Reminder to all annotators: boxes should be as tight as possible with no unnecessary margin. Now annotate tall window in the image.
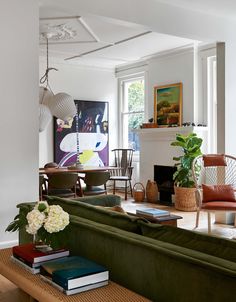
[199,47,217,153]
[207,56,217,153]
[120,76,145,151]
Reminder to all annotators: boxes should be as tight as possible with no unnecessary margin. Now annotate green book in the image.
[40,256,109,290]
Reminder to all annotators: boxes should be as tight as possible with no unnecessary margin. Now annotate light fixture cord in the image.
[39,37,58,92]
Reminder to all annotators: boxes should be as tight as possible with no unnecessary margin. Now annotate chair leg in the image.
[129,180,133,197]
[104,184,107,195]
[207,212,211,233]
[76,179,83,197]
[113,180,116,195]
[125,181,127,200]
[195,209,200,228]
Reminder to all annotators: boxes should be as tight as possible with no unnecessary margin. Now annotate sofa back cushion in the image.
[47,196,143,233]
[73,194,121,206]
[139,221,236,262]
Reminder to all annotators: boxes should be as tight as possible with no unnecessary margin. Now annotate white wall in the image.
[147,49,194,123]
[39,60,118,167]
[0,0,38,247]
[64,0,236,154]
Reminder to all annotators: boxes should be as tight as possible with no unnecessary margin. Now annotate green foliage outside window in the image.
[128,81,144,129]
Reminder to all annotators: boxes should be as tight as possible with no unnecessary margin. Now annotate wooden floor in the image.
[1,191,236,301]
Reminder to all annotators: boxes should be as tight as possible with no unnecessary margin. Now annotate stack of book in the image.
[136,208,170,219]
[40,256,109,295]
[11,243,70,274]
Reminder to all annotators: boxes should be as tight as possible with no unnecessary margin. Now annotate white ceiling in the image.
[155,0,236,19]
[39,3,197,68]
[39,0,236,68]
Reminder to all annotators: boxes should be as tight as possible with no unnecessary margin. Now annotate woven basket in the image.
[174,186,197,211]
[133,182,145,203]
[146,180,158,203]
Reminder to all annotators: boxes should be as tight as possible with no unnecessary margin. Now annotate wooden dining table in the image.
[39,166,118,175]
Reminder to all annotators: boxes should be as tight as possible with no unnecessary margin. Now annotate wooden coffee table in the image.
[127,209,182,227]
[0,248,150,302]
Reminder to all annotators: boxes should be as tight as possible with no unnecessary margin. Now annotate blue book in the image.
[136,208,170,217]
[40,256,109,290]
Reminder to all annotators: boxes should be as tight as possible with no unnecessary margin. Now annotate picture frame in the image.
[54,100,109,167]
[154,82,182,127]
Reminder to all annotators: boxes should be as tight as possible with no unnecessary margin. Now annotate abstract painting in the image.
[54,100,109,167]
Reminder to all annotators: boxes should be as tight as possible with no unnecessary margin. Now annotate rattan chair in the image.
[47,172,78,198]
[77,171,110,196]
[109,149,134,200]
[192,154,236,233]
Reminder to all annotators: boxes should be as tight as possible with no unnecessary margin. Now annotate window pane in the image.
[128,112,144,151]
[124,79,144,113]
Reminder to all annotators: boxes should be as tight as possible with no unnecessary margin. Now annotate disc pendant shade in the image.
[39,36,76,131]
[47,92,77,121]
[39,104,52,132]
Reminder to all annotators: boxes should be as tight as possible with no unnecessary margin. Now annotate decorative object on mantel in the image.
[154,82,182,127]
[171,133,203,211]
[39,34,76,132]
[6,201,70,249]
[146,180,158,203]
[133,182,145,203]
[141,117,157,128]
[141,123,158,128]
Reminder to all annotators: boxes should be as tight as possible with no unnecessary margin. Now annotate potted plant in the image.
[170,133,203,211]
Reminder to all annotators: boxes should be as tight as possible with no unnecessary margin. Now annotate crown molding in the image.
[143,44,194,62]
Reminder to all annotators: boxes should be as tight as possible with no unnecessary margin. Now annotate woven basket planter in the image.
[174,186,197,211]
[133,182,145,203]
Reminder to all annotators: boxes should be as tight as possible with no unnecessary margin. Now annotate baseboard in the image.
[0,240,18,249]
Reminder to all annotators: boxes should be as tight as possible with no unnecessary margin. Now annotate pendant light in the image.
[39,36,77,127]
[38,86,53,132]
[39,104,52,132]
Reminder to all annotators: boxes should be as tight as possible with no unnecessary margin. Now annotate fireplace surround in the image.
[135,126,208,185]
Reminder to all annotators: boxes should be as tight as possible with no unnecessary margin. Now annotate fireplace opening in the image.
[154,165,177,205]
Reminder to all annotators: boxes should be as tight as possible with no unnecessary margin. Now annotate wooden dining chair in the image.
[77,171,110,196]
[47,172,78,198]
[109,149,134,200]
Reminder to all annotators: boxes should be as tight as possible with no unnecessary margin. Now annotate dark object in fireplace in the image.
[154,165,177,205]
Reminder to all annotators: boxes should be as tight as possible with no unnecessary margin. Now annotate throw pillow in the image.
[202,184,236,202]
[105,205,127,214]
[203,154,226,167]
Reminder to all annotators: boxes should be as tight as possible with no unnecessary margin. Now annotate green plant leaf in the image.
[170,132,202,187]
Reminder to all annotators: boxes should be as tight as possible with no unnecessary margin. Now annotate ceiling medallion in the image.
[40,23,77,41]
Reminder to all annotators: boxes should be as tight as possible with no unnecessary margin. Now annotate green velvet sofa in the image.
[17,195,236,302]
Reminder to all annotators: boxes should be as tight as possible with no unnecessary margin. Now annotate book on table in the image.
[40,274,108,295]
[40,256,109,294]
[12,243,69,264]
[10,255,41,274]
[136,208,170,218]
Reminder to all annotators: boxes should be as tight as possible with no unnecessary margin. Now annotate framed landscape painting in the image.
[54,100,109,167]
[154,82,182,127]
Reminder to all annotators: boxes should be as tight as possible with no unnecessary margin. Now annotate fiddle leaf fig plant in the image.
[171,133,203,188]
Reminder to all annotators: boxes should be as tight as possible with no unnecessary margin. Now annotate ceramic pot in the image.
[146,180,158,203]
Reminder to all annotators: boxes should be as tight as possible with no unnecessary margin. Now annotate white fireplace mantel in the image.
[134,126,208,184]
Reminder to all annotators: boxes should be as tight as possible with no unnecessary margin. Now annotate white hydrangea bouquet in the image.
[6,201,70,249]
